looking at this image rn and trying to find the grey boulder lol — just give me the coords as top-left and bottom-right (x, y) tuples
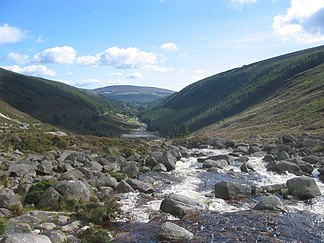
(158, 222), (193, 242)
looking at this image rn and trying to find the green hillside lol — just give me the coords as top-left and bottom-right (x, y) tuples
(0, 68), (137, 136)
(142, 45), (324, 137)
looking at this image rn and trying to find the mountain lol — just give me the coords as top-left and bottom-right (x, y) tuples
(142, 45), (324, 137)
(0, 68), (137, 136)
(91, 85), (175, 105)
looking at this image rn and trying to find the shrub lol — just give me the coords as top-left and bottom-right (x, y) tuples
(23, 180), (56, 205)
(0, 219), (7, 236)
(78, 226), (112, 243)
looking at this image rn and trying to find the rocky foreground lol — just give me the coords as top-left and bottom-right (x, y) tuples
(0, 133), (323, 242)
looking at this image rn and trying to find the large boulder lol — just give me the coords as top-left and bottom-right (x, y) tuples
(266, 161), (301, 175)
(150, 151), (177, 171)
(287, 177), (321, 200)
(126, 179), (154, 194)
(214, 181), (251, 200)
(0, 193), (22, 212)
(253, 196), (284, 211)
(55, 180), (91, 202)
(203, 159), (228, 169)
(8, 164), (36, 177)
(116, 180), (135, 193)
(282, 134), (298, 145)
(0, 233), (52, 243)
(37, 160), (54, 175)
(38, 187), (62, 209)
(206, 154), (233, 164)
(302, 155), (320, 164)
(158, 222), (193, 242)
(160, 193), (205, 218)
(122, 161), (140, 178)
(94, 175), (118, 189)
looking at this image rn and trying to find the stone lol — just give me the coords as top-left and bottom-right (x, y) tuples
(36, 222), (56, 231)
(234, 145), (250, 155)
(102, 163), (120, 172)
(126, 179), (154, 194)
(150, 151), (177, 171)
(58, 170), (84, 181)
(160, 193), (205, 218)
(152, 163), (167, 172)
(263, 154), (275, 162)
(287, 177), (321, 200)
(8, 164), (36, 177)
(158, 222), (193, 242)
(203, 159), (228, 169)
(94, 175), (118, 189)
(206, 154), (233, 164)
(84, 160), (103, 172)
(214, 181), (251, 200)
(61, 220), (81, 233)
(282, 134), (298, 145)
(266, 161), (301, 175)
(37, 160), (53, 175)
(116, 180), (135, 193)
(55, 180), (91, 202)
(0, 193), (22, 211)
(145, 156), (158, 167)
(0, 233), (52, 243)
(276, 151), (290, 160)
(9, 215), (41, 224)
(38, 187), (62, 209)
(302, 155), (320, 164)
(261, 183), (287, 193)
(46, 230), (67, 243)
(253, 196), (284, 211)
(236, 156), (249, 163)
(240, 162), (255, 173)
(0, 208), (12, 218)
(122, 161), (140, 178)
(7, 223), (31, 234)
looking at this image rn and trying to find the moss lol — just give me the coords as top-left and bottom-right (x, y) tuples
(78, 226), (112, 243)
(108, 171), (128, 182)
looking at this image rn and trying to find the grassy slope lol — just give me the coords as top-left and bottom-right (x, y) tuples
(142, 45), (324, 136)
(192, 64), (324, 141)
(0, 68), (137, 136)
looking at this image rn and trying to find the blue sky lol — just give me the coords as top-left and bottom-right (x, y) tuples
(1, 0), (324, 91)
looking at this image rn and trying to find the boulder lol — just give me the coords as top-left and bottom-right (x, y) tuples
(38, 187), (62, 209)
(0, 233), (52, 243)
(122, 162), (140, 178)
(302, 155), (320, 164)
(253, 196), (284, 211)
(55, 180), (91, 202)
(240, 162), (255, 173)
(214, 181), (251, 200)
(158, 222), (193, 242)
(276, 151), (290, 161)
(282, 134), (298, 145)
(0, 193), (22, 212)
(203, 159), (228, 169)
(116, 180), (135, 193)
(261, 183), (287, 194)
(58, 170), (84, 181)
(145, 156), (158, 167)
(46, 230), (67, 243)
(102, 163), (120, 173)
(84, 160), (103, 172)
(206, 154), (233, 164)
(152, 163), (167, 172)
(37, 160), (53, 175)
(94, 175), (118, 189)
(263, 154), (275, 162)
(126, 179), (154, 194)
(160, 151), (177, 171)
(8, 164), (36, 177)
(160, 193), (205, 218)
(287, 177), (321, 200)
(266, 161), (301, 175)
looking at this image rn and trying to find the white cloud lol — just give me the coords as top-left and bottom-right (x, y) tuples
(1, 65), (56, 77)
(0, 24), (24, 44)
(229, 0), (257, 7)
(34, 46), (77, 64)
(63, 78), (125, 89)
(75, 55), (97, 65)
(7, 52), (30, 64)
(109, 72), (122, 77)
(96, 47), (157, 68)
(161, 42), (178, 51)
(144, 65), (173, 72)
(273, 0), (324, 43)
(127, 72), (143, 79)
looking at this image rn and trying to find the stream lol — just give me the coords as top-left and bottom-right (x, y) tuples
(110, 147), (324, 242)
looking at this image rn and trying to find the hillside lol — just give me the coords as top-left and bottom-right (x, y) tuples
(0, 68), (137, 136)
(91, 85), (175, 105)
(142, 45), (324, 137)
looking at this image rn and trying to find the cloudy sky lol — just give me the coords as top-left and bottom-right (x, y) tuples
(1, 0), (324, 91)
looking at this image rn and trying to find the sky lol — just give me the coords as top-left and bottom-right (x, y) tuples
(1, 0), (324, 91)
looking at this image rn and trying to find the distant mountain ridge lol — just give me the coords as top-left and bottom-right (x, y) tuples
(142, 45), (324, 137)
(91, 85), (175, 105)
(0, 68), (137, 136)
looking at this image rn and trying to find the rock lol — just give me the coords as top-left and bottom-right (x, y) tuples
(203, 159), (228, 169)
(287, 177), (321, 200)
(38, 187), (62, 209)
(17, 183), (31, 195)
(8, 164), (36, 177)
(9, 215), (41, 224)
(94, 175), (118, 189)
(55, 180), (91, 202)
(160, 193), (205, 218)
(261, 183), (287, 194)
(0, 208), (12, 218)
(65, 152), (87, 163)
(206, 154), (233, 164)
(6, 223), (31, 234)
(126, 179), (154, 194)
(58, 170), (84, 181)
(276, 151), (290, 160)
(263, 154), (275, 162)
(214, 181), (251, 200)
(150, 151), (177, 171)
(240, 162), (255, 173)
(266, 161), (301, 175)
(46, 230), (67, 243)
(36, 222), (56, 231)
(0, 193), (22, 211)
(234, 145), (250, 155)
(37, 160), (53, 175)
(116, 180), (135, 193)
(158, 222), (193, 242)
(249, 145), (261, 153)
(298, 162), (314, 175)
(61, 220), (81, 233)
(205, 138), (226, 149)
(122, 161), (140, 178)
(282, 134), (298, 145)
(84, 160), (103, 172)
(302, 155), (320, 164)
(253, 196), (284, 211)
(236, 156), (249, 163)
(0, 233), (52, 243)
(102, 163), (120, 173)
(145, 156), (158, 167)
(152, 163), (167, 172)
